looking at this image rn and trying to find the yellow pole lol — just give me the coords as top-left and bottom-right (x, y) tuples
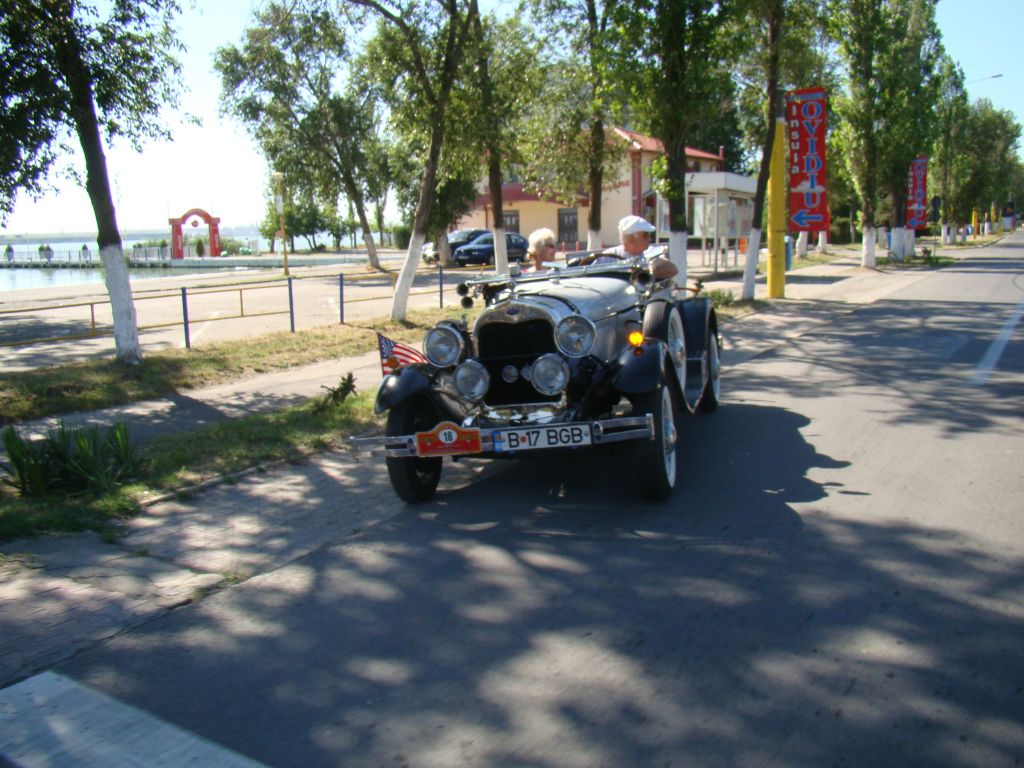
(972, 208), (978, 239)
(767, 116), (786, 299)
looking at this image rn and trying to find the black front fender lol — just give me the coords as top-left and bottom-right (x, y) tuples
(374, 365), (433, 414)
(613, 339), (668, 395)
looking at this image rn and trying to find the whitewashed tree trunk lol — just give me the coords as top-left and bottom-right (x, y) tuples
(101, 244), (142, 364)
(862, 226), (876, 268)
(905, 229), (916, 258)
(362, 233), (381, 270)
(816, 231), (827, 253)
(890, 226), (905, 261)
(390, 233), (425, 321)
(493, 226), (508, 274)
(742, 227), (762, 300)
(669, 230), (688, 286)
(587, 229), (601, 250)
(941, 223), (949, 244)
(796, 231), (808, 257)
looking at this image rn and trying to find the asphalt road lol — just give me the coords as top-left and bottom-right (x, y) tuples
(10, 242), (1024, 766)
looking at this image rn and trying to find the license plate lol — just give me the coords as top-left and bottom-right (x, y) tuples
(493, 424), (592, 452)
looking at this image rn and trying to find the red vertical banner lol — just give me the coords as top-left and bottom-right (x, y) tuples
(786, 87), (830, 233)
(906, 157), (929, 230)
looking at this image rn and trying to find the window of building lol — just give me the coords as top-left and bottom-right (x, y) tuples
(558, 208), (578, 245)
(502, 210), (520, 233)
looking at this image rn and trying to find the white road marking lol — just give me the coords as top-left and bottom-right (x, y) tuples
(970, 296), (1024, 385)
(0, 671), (267, 768)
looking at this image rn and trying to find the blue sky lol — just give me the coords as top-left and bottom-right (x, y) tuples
(1, 0), (1020, 236)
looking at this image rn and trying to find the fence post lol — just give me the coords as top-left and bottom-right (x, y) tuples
(339, 273), (345, 324)
(287, 276), (296, 333)
(438, 262), (444, 308)
(180, 287), (191, 349)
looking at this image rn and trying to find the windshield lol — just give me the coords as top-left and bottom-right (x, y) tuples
(448, 230), (482, 245)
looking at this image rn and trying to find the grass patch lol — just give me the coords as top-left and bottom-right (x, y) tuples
(0, 388), (381, 542)
(0, 306), (475, 425)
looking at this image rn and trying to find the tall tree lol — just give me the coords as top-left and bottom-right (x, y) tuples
(830, 0), (885, 266)
(875, 0), (941, 259)
(931, 55), (969, 239)
(614, 0), (734, 281)
(216, 2), (384, 270)
(521, 0), (620, 250)
(344, 0), (478, 321)
(736, 0), (784, 299)
(0, 0), (186, 364)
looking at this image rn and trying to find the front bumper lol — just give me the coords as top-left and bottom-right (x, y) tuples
(350, 414), (653, 459)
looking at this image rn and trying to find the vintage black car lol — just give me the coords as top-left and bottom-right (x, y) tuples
(351, 250), (721, 502)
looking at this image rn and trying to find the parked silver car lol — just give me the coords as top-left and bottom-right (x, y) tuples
(352, 250), (721, 502)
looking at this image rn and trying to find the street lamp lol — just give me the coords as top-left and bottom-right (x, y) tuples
(272, 171), (289, 276)
(966, 73), (1003, 84)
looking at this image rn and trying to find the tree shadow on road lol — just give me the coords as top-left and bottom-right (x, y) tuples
(58, 396), (1023, 767)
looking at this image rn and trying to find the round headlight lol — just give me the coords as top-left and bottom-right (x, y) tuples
(531, 354), (570, 396)
(424, 325), (464, 368)
(555, 315), (596, 357)
(454, 360), (490, 401)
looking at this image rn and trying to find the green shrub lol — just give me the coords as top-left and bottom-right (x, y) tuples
(393, 225), (412, 249)
(1, 422), (140, 498)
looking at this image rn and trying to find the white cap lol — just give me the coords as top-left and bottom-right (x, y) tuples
(618, 215), (656, 237)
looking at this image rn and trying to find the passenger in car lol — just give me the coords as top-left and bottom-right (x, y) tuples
(578, 215), (678, 281)
(526, 227), (559, 271)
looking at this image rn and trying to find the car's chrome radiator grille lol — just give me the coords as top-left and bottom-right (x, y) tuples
(477, 319), (558, 405)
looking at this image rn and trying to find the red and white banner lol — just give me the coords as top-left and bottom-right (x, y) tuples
(906, 156), (929, 230)
(786, 87), (830, 234)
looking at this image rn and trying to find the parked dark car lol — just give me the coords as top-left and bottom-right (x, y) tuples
(453, 232), (529, 266)
(422, 228), (488, 265)
(351, 249), (721, 503)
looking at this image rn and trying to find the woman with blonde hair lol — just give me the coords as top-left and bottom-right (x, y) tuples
(526, 228), (558, 271)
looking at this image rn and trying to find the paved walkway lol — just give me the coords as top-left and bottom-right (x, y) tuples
(0, 238), (997, 690)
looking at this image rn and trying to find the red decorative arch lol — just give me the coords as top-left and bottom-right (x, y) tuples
(168, 208), (222, 260)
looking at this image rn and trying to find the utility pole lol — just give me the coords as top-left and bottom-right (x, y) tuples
(273, 171), (290, 276)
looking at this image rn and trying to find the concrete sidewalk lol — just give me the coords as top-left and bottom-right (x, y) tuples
(0, 239), (987, 690)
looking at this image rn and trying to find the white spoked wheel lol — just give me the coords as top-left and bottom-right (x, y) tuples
(633, 380), (678, 501)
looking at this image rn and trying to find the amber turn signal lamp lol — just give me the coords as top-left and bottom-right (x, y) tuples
(627, 330), (644, 347)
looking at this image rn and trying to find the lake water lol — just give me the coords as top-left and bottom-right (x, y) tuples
(0, 265), (249, 293)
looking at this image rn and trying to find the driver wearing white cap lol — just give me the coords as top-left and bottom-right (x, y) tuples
(578, 214), (677, 280)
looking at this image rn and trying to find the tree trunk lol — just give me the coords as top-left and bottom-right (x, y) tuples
(341, 171), (381, 270)
(742, 0), (782, 300)
(665, 145), (689, 283)
(586, 119), (605, 250)
(472, 11), (508, 273)
(391, 118), (445, 320)
(52, 8), (141, 364)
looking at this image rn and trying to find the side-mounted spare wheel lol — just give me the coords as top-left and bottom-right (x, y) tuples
(642, 301), (686, 403)
(698, 323), (721, 413)
(385, 397), (443, 503)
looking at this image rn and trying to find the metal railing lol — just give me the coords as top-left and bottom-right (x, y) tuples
(0, 266), (455, 350)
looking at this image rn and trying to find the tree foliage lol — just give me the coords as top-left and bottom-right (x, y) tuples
(216, 1), (386, 269)
(0, 0), (186, 364)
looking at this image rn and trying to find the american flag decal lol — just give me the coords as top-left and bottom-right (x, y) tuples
(378, 333), (428, 375)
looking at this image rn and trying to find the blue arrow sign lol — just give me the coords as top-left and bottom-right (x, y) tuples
(791, 209), (824, 228)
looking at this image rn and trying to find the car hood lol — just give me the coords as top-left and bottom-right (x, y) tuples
(509, 275), (640, 321)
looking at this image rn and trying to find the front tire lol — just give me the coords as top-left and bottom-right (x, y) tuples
(633, 380), (678, 501)
(385, 398), (442, 503)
